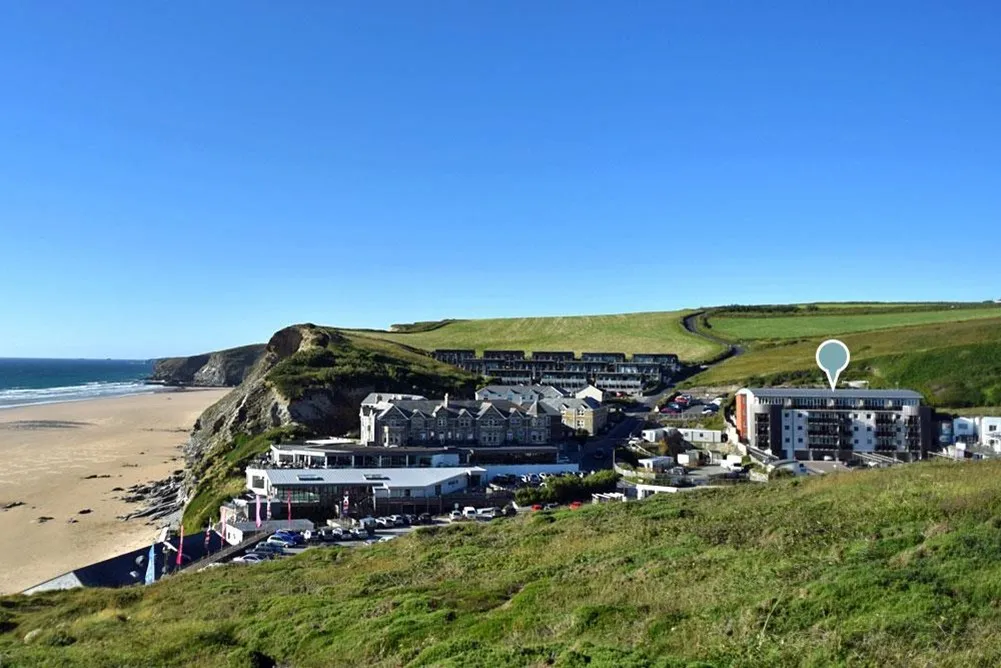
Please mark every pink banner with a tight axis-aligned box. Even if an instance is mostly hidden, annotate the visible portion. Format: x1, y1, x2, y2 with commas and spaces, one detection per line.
255, 494, 262, 529
176, 524, 184, 566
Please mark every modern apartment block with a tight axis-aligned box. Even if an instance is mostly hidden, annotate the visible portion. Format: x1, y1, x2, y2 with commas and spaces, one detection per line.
735, 388, 932, 462
433, 349, 680, 396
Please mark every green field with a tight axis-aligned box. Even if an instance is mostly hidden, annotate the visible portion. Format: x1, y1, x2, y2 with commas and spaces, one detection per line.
8, 461, 1001, 666
707, 306, 1001, 341
350, 311, 725, 362
688, 316, 1001, 408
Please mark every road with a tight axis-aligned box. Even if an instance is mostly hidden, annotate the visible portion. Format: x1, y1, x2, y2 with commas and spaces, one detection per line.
680, 310, 744, 365
576, 414, 644, 471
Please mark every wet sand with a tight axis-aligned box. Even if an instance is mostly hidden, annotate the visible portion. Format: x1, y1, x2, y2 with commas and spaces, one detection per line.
0, 389, 229, 594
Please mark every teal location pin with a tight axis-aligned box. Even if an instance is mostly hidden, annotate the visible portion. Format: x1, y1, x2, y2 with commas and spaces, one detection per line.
816, 339, 850, 390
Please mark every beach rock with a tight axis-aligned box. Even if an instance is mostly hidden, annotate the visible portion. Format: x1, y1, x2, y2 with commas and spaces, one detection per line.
67, 518, 78, 524
111, 487, 124, 492
78, 508, 92, 515
23, 629, 42, 644
82, 474, 112, 480
36, 516, 54, 524
2, 501, 25, 511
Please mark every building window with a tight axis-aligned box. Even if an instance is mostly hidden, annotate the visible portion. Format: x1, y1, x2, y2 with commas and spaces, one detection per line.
403, 489, 411, 497
797, 426, 803, 431
797, 438, 803, 443
867, 427, 872, 432
784, 437, 790, 443
784, 425, 790, 431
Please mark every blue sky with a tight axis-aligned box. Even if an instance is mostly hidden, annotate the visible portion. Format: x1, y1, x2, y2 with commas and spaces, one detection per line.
1, 2, 998, 358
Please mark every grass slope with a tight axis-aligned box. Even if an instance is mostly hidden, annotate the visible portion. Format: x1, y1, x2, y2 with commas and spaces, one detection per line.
689, 314, 1001, 408
350, 311, 724, 362
6, 461, 1001, 666
709, 306, 1001, 341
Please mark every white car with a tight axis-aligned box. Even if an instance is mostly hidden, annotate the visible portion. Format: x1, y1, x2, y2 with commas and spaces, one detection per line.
233, 554, 266, 564
462, 506, 478, 520
449, 510, 464, 522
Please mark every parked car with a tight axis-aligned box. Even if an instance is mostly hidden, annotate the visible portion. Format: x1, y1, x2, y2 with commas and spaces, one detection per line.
462, 506, 478, 520
253, 541, 284, 553
417, 513, 433, 525
660, 406, 679, 414
569, 501, 582, 510
543, 503, 558, 511
449, 510, 464, 522
266, 536, 296, 549
477, 507, 500, 519
388, 515, 406, 527
233, 554, 267, 564
530, 504, 543, 512
318, 527, 344, 541
376, 517, 394, 529
272, 531, 304, 545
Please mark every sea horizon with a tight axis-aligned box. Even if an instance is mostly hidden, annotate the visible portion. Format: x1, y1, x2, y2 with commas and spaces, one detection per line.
0, 358, 162, 409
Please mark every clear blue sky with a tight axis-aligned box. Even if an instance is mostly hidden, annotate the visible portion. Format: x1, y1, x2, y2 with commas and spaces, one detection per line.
1, 2, 998, 358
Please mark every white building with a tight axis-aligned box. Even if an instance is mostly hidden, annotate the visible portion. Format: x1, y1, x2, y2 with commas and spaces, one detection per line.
637, 456, 674, 472
246, 467, 484, 504
735, 388, 930, 462
981, 417, 1001, 451
677, 428, 724, 445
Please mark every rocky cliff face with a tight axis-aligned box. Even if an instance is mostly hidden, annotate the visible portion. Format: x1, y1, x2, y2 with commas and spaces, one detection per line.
152, 344, 266, 387
183, 324, 477, 482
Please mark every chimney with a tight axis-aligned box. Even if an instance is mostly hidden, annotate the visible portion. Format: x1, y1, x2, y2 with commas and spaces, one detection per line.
444, 393, 450, 408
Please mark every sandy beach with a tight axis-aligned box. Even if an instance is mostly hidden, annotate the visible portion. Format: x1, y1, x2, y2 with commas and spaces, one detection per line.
0, 388, 230, 594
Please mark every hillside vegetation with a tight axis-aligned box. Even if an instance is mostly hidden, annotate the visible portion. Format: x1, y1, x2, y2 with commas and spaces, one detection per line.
707, 305, 1001, 340
6, 461, 1001, 666
687, 305, 1001, 409
349, 311, 724, 362
180, 326, 477, 533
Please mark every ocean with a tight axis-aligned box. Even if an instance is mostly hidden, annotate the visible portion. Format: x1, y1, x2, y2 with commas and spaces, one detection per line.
0, 358, 160, 409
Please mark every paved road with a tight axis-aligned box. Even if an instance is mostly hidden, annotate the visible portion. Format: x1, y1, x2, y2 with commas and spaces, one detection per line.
680, 310, 744, 364
576, 415, 644, 470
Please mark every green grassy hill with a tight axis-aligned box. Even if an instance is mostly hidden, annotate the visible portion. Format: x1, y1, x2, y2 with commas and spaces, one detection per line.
180, 326, 478, 533
350, 311, 725, 362
687, 304, 1001, 409
6, 461, 1001, 666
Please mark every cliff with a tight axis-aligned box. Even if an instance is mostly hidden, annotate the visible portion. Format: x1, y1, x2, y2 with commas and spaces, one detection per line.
151, 344, 266, 387
181, 324, 478, 530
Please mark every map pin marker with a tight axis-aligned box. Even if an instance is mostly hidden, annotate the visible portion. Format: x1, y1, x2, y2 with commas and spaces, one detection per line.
816, 339, 850, 390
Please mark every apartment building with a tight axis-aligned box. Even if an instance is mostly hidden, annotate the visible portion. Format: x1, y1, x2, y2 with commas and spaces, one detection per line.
735, 388, 931, 462
547, 396, 608, 434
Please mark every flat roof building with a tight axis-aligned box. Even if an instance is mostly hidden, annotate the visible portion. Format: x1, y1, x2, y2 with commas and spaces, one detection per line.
735, 387, 930, 462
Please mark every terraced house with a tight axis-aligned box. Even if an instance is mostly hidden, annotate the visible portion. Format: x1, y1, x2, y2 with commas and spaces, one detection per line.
360, 393, 561, 447
431, 349, 680, 396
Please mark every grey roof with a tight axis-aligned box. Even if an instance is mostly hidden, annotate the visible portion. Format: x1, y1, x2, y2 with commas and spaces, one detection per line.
259, 467, 485, 488
743, 388, 924, 400
544, 396, 602, 411
476, 384, 570, 402
361, 392, 427, 406
380, 399, 532, 419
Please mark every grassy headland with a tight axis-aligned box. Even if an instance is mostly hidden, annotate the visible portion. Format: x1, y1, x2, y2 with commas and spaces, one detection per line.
180, 327, 478, 533
349, 311, 725, 362
6, 461, 1001, 666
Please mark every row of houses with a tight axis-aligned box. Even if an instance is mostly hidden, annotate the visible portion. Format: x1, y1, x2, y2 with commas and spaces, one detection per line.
432, 350, 680, 395
359, 388, 609, 448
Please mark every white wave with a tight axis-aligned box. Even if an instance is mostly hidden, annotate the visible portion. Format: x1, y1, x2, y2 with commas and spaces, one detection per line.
0, 382, 166, 409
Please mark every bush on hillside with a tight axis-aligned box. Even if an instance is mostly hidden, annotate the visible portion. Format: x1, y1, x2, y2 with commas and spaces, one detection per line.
515, 470, 620, 505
